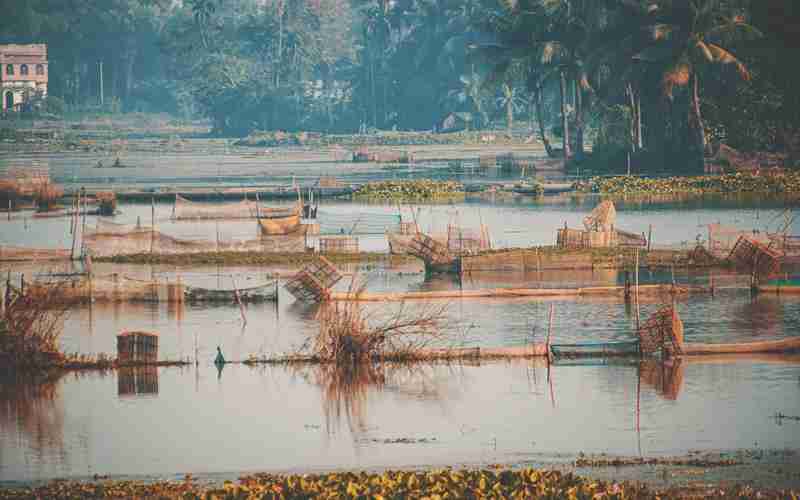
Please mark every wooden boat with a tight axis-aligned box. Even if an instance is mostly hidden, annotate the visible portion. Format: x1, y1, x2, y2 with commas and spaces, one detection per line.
512, 182, 574, 195
550, 340, 641, 358
258, 212, 302, 235
184, 281, 278, 303
541, 182, 574, 194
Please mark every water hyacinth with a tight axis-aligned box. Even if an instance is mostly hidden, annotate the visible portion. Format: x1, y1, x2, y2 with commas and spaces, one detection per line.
354, 180, 465, 200
2, 468, 796, 499
590, 172, 800, 195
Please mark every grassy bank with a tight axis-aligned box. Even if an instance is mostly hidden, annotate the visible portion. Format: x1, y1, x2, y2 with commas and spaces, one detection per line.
0, 467, 794, 499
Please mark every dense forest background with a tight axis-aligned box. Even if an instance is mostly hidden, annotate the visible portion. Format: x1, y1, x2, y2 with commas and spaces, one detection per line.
1, 0, 798, 167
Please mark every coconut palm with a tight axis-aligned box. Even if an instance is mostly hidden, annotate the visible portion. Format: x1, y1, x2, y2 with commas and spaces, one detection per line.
597, 0, 761, 168
469, 0, 605, 160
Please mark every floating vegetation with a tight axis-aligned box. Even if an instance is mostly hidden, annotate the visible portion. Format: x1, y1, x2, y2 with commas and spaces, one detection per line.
574, 454, 741, 468
588, 172, 800, 195
2, 468, 797, 499
353, 180, 465, 201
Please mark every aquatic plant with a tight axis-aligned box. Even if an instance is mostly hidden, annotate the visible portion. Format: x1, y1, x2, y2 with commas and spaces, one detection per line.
589, 172, 800, 195
2, 468, 796, 499
353, 180, 465, 201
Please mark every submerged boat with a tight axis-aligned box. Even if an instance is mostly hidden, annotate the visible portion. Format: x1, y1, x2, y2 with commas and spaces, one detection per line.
184, 281, 278, 303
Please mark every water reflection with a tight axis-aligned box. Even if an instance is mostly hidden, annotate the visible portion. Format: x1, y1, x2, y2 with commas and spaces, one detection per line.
117, 367, 159, 398
639, 359, 684, 401
0, 373, 66, 467
731, 295, 784, 339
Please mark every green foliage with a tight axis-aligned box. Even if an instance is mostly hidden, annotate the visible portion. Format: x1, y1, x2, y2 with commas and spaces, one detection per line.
590, 172, 800, 195
354, 180, 465, 201
0, 0, 797, 157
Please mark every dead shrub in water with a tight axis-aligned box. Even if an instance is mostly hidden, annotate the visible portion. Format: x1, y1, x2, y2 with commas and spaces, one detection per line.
314, 281, 449, 365
1, 282, 70, 369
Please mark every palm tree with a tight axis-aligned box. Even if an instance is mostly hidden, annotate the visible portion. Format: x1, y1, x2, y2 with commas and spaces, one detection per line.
469, 0, 604, 161
598, 0, 760, 168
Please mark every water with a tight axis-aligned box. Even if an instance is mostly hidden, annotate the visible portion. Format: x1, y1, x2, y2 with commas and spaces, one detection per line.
0, 196, 795, 252
1, 150, 799, 483
2, 358, 799, 482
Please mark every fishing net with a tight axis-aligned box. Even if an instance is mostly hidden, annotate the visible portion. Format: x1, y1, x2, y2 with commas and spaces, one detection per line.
117, 331, 158, 362
408, 233, 454, 265
84, 222, 305, 258
285, 256, 343, 302
583, 200, 616, 232
0, 245, 71, 262
707, 224, 770, 257
446, 224, 491, 254
26, 274, 184, 304
728, 235, 782, 281
556, 227, 618, 249
319, 236, 359, 254
172, 194, 297, 220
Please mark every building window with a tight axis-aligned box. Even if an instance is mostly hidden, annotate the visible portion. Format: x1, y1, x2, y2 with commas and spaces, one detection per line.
20, 64, 28, 76
36, 64, 44, 76
5, 64, 13, 76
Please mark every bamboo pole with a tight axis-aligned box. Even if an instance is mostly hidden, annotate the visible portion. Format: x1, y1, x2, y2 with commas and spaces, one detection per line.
231, 275, 247, 324
80, 188, 87, 258
635, 248, 640, 330
546, 303, 554, 362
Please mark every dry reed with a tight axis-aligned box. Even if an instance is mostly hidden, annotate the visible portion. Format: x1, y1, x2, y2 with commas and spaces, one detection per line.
313, 276, 449, 365
1, 281, 70, 369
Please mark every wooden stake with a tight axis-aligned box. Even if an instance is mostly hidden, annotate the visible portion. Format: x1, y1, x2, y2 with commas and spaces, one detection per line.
80, 188, 87, 258
634, 248, 640, 331
647, 224, 652, 252
710, 271, 715, 297
231, 275, 247, 324
546, 303, 554, 362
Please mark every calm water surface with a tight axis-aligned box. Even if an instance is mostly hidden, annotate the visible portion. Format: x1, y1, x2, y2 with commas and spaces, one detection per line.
1, 151, 799, 483
2, 359, 799, 482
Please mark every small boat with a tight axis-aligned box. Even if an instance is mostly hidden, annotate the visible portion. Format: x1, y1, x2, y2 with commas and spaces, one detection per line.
258, 212, 303, 235
541, 182, 575, 194
550, 340, 641, 358
184, 281, 278, 303
511, 182, 575, 195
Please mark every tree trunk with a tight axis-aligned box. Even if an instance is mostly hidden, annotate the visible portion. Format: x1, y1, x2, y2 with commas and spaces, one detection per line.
688, 72, 705, 171
124, 44, 136, 107
535, 88, 556, 158
574, 79, 584, 160
626, 82, 637, 152
504, 84, 513, 131
635, 90, 643, 150
559, 70, 571, 161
